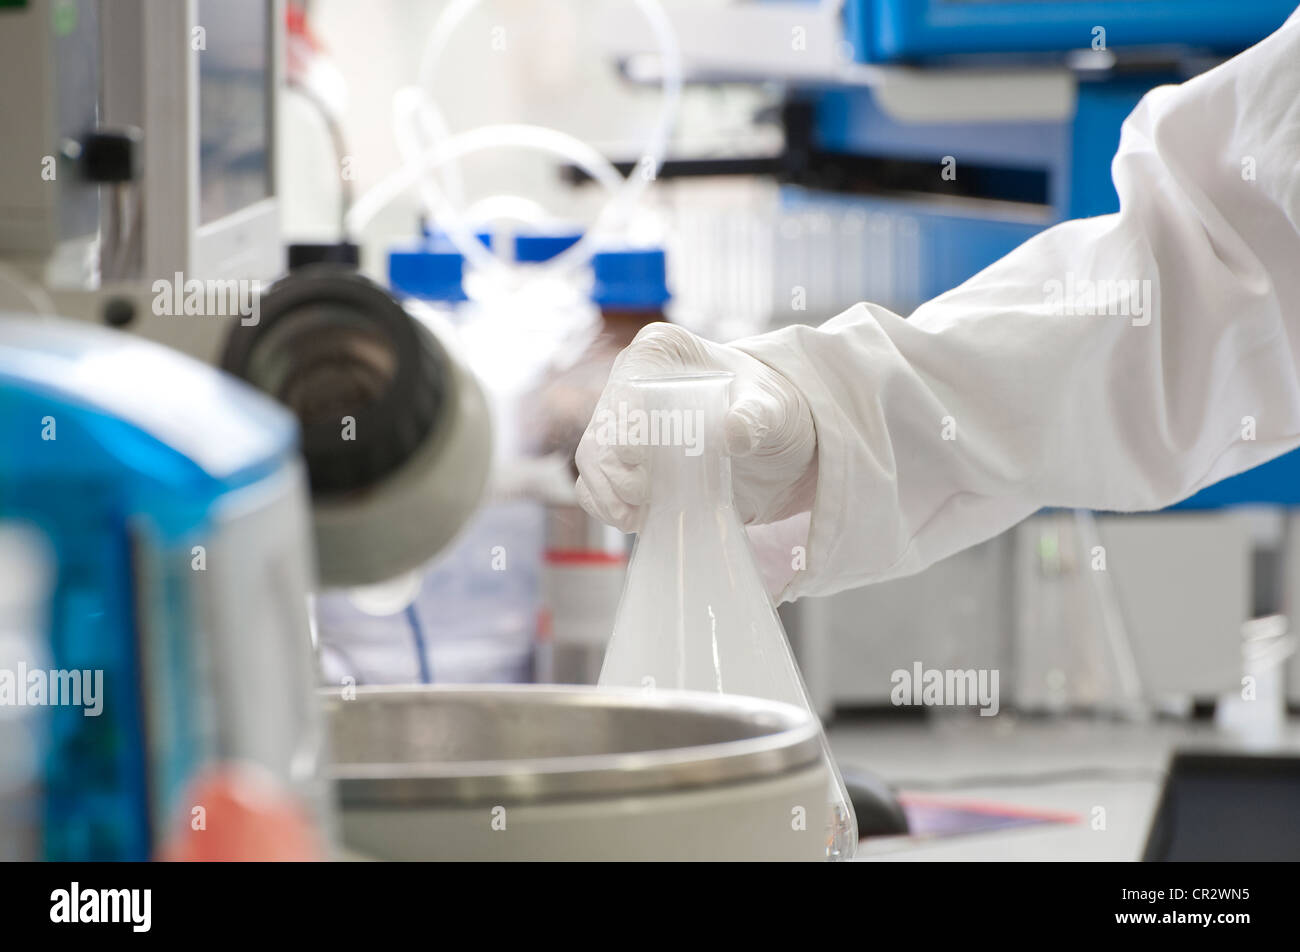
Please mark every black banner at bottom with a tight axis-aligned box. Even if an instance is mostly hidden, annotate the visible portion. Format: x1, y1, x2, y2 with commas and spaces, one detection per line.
0, 860, 1279, 939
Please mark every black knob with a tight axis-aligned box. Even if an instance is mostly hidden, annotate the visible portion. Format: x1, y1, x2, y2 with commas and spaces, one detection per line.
287, 242, 361, 272
102, 296, 136, 327
78, 127, 143, 184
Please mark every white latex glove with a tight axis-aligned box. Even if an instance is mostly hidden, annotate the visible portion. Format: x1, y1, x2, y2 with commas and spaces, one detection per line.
575, 323, 818, 533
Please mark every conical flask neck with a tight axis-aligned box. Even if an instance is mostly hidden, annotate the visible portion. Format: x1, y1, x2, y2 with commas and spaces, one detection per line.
646, 439, 732, 513
630, 374, 734, 514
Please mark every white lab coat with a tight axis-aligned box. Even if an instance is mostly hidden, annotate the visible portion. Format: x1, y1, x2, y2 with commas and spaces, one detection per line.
737, 12, 1300, 602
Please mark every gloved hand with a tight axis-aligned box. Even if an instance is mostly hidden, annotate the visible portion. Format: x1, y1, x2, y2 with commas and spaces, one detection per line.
575, 323, 818, 532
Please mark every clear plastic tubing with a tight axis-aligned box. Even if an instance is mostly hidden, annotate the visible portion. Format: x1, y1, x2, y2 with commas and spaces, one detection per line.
409, 0, 683, 280
598, 372, 858, 859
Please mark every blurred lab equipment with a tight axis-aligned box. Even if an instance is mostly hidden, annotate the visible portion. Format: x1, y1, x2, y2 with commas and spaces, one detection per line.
380, 237, 673, 689
0, 0, 495, 594
349, 0, 682, 285
302, 0, 684, 688
537, 506, 627, 685
529, 246, 671, 685
526, 246, 672, 459
839, 0, 1298, 64
220, 263, 492, 589
1142, 750, 1300, 861
314, 494, 544, 688
0, 317, 327, 860
388, 231, 486, 313
226, 255, 519, 687
314, 0, 687, 682
308, 232, 548, 686
1009, 512, 1246, 715
597, 372, 857, 859
1215, 615, 1295, 748
0, 0, 282, 302
600, 1, 1297, 91
1286, 524, 1300, 704
326, 685, 829, 861
313, 0, 683, 682
0, 525, 53, 861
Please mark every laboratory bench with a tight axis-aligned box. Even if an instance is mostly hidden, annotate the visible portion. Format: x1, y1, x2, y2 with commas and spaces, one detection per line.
828, 713, 1300, 861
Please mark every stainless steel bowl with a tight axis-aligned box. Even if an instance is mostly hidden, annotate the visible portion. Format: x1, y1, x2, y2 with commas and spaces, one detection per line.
323, 684, 830, 860
325, 684, 820, 804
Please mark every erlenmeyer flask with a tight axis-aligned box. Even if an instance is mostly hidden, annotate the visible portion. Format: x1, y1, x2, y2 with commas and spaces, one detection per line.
598, 372, 858, 860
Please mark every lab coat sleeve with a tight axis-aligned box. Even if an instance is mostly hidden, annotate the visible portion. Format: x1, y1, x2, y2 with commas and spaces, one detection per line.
734, 15, 1300, 601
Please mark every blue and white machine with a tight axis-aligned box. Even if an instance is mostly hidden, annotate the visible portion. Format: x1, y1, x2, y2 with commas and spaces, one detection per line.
841, 0, 1297, 64
0, 317, 327, 860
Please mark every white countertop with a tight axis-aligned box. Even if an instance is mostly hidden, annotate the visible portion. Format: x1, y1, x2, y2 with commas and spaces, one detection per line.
827, 713, 1300, 861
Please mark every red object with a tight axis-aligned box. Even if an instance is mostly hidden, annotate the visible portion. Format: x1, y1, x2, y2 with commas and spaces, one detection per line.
285, 2, 319, 47
897, 792, 1082, 824
157, 763, 325, 862
544, 549, 627, 566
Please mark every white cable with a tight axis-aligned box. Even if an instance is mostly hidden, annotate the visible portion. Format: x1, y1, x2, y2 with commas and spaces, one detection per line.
416, 0, 483, 105
535, 0, 682, 278
390, 86, 491, 275
350, 0, 683, 280
462, 195, 551, 229
346, 123, 627, 235
415, 101, 466, 209
392, 88, 465, 215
